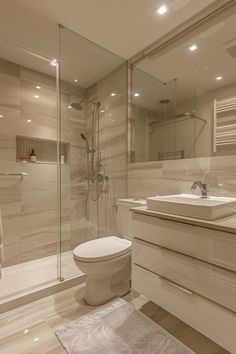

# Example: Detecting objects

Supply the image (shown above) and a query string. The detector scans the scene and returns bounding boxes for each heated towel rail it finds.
[214,97,236,152]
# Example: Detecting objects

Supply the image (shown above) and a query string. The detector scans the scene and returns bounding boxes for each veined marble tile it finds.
[20,67,56,90]
[0,58,20,78]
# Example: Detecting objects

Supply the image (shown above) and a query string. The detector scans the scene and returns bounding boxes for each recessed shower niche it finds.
[16,135,69,164]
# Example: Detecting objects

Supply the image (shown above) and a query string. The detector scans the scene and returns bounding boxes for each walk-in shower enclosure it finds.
[0,25,127,306]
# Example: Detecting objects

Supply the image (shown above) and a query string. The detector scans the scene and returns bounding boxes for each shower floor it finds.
[0,251,82,302]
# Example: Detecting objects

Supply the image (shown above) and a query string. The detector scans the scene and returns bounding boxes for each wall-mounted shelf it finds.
[214,97,236,152]
[16,135,69,164]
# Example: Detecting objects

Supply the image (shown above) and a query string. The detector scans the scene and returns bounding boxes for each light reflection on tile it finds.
[0,286,229,354]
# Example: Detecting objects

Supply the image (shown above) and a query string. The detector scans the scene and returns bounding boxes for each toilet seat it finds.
[73,236,131,262]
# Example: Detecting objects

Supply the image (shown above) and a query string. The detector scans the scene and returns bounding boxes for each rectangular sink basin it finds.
[146,194,236,220]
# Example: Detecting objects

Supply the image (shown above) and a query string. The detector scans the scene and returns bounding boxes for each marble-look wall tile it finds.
[0,55,127,274]
[128,155,236,199]
[86,64,127,237]
[0,57,87,270]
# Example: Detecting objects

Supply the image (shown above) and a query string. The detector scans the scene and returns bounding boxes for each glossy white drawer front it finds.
[131,212,236,272]
[132,264,236,354]
[133,238,236,312]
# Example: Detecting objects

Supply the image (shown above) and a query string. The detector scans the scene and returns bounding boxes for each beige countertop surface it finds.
[131,206,236,234]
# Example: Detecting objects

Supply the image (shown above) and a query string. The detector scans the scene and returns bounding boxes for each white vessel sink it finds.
[146,194,236,220]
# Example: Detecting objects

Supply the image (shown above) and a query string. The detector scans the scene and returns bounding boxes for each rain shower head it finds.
[70,101,84,110]
[159,99,170,104]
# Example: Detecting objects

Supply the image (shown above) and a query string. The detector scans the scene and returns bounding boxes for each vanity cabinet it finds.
[131,210,236,353]
[131,212,236,272]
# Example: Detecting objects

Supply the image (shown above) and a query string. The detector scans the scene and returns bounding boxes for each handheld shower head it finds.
[80,133,90,152]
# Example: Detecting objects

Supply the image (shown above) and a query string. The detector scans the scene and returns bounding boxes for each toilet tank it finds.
[116,198,146,240]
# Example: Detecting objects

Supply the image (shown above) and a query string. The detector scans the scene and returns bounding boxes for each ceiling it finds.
[0,0,218,60]
[133,6,236,111]
[0,0,223,89]
[0,27,125,89]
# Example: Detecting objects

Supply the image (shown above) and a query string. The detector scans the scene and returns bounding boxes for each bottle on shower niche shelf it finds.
[29,148,37,163]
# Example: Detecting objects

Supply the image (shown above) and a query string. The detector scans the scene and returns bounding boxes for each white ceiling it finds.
[0,0,222,89]
[0,0,218,60]
[0,28,125,89]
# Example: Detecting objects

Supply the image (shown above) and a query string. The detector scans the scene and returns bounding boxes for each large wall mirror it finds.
[130,3,236,163]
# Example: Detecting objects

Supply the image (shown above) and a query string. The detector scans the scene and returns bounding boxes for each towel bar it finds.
[0,172,28,176]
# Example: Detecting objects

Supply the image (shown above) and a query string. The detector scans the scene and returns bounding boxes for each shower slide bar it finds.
[0,172,28,176]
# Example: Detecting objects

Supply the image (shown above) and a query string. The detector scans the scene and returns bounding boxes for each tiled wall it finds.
[127,155,236,199]
[0,58,88,267]
[86,63,128,237]
[0,58,128,268]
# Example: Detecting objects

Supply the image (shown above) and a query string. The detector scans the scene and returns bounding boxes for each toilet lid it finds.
[73,236,131,262]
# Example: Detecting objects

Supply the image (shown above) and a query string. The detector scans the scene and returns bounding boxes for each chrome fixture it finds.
[70,100,84,110]
[191,181,208,199]
[80,101,110,236]
[0,172,28,176]
[80,101,109,203]
[80,133,91,153]
[159,99,170,104]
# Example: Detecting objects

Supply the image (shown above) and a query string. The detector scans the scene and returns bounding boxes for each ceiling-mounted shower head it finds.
[70,100,84,110]
[159,99,170,104]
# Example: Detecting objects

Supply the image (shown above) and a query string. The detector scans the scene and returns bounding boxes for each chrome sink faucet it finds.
[191,181,208,199]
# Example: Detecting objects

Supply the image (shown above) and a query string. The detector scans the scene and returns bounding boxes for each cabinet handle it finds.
[134,263,195,295]
[134,237,196,261]
[159,275,195,295]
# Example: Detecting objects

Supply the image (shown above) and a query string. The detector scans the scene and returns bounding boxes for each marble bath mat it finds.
[55,298,195,354]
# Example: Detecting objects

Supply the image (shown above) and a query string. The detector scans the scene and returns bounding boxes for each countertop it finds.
[131,206,236,234]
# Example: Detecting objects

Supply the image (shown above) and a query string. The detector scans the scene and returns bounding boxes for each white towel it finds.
[0,209,4,267]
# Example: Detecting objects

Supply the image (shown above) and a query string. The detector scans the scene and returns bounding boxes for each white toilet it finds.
[73,198,146,305]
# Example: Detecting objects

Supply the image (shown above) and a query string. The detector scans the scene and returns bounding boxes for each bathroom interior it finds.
[0,0,235,353]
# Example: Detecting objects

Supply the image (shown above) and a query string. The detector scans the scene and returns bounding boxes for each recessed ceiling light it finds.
[216,76,223,80]
[134,92,140,97]
[34,95,39,98]
[101,110,105,113]
[27,119,32,123]
[157,4,168,15]
[50,59,57,66]
[110,93,116,96]
[188,44,198,52]
[36,86,41,89]
[68,105,72,109]
[74,79,78,83]
[0,115,3,118]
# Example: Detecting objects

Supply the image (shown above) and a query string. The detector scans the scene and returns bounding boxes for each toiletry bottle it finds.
[29,148,36,162]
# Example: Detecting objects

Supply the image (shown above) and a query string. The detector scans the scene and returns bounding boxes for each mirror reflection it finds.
[131,7,236,162]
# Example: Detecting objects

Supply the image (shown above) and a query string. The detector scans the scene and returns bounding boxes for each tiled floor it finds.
[0,284,230,354]
[0,251,81,301]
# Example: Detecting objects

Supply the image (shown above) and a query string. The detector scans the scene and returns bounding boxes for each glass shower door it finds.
[0,39,60,302]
